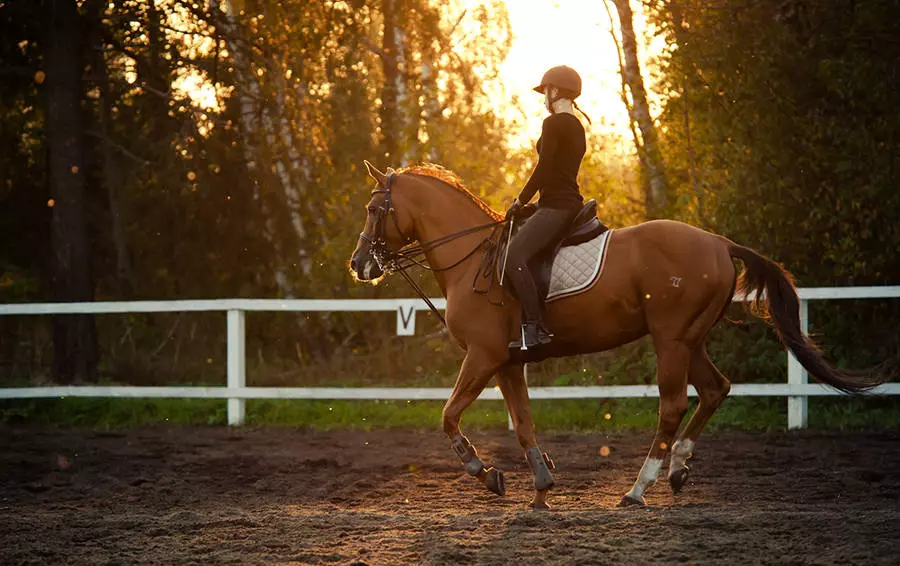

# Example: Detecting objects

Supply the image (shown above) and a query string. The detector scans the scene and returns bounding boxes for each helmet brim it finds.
[533,84,546,94]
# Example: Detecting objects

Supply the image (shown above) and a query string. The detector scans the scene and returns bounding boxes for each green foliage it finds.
[648,0,900,286]
[643,0,900,375]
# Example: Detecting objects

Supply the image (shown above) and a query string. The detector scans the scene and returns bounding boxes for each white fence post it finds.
[227,309,246,426]
[787,299,809,429]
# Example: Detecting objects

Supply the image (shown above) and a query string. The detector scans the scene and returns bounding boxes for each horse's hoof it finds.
[669,466,690,494]
[485,467,506,496]
[617,494,645,507]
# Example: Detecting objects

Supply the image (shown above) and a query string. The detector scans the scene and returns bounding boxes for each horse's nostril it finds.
[350,257,359,272]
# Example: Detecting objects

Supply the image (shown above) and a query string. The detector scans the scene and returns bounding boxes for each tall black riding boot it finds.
[507,266,553,351]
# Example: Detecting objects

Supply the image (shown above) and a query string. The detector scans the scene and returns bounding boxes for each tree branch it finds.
[85,130,150,166]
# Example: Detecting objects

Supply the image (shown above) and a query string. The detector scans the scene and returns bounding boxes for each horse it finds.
[348,161,885,509]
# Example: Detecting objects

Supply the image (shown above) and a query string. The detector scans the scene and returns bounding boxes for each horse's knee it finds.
[700,379,731,409]
[660,397,689,433]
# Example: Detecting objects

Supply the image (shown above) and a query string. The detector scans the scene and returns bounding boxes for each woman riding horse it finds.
[349,69,886,509]
[505,65,589,353]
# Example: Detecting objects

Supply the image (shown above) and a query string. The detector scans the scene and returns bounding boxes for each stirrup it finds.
[508,322,553,351]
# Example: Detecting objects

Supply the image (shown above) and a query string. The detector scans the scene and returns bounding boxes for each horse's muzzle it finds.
[350,250,383,281]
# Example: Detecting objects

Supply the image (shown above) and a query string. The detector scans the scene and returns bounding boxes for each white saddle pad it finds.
[546,229,613,302]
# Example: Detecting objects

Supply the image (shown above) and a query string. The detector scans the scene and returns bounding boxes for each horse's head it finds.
[349,161,417,282]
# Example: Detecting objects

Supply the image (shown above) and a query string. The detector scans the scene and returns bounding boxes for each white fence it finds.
[2,287,899,430]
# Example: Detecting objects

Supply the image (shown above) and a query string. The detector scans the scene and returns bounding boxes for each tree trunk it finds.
[613,0,669,217]
[381,0,410,165]
[420,56,441,163]
[42,0,97,383]
[87,0,133,295]
[218,0,312,293]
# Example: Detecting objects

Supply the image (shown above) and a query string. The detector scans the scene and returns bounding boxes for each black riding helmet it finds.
[533,65,590,122]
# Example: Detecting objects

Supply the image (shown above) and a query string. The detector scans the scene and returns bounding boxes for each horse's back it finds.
[612,219,730,272]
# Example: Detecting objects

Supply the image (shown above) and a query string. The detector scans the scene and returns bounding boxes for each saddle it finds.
[501,199,609,301]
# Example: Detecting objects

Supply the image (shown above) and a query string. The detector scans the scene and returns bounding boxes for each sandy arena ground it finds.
[1,425,899,564]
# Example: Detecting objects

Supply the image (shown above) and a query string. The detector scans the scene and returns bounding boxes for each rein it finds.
[360,172,507,326]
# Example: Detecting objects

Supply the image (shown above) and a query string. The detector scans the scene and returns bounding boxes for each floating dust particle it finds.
[644,293,651,300]
[70,166,79,174]
[206,358,213,364]
[604,413,612,420]
[34,70,45,84]
[47,199,55,208]
[404,498,409,503]
[187,171,197,181]
[599,446,611,457]
[659,442,668,450]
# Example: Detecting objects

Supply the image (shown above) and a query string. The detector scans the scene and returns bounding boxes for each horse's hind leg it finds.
[442,346,507,496]
[496,363,555,509]
[667,346,731,494]
[620,339,691,506]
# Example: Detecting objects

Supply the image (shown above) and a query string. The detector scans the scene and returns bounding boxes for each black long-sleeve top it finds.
[517,113,586,211]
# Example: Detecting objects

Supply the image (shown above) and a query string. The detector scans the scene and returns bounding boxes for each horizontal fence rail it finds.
[2,286,899,429]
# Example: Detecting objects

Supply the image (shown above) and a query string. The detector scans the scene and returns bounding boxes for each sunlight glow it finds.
[494,0,663,147]
[172,71,222,111]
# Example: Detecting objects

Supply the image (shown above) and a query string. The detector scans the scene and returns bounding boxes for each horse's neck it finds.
[408,179,497,291]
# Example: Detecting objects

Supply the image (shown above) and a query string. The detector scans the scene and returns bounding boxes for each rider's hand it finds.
[505,199,523,221]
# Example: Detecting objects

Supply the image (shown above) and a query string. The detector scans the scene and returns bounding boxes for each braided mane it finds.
[398,163,502,221]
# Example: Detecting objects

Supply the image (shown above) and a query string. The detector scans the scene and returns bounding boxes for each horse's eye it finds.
[367,205,377,214]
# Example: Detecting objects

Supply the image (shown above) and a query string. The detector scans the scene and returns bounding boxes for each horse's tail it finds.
[726,240,884,394]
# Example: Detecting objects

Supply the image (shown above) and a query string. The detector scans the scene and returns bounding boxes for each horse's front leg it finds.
[442,347,506,496]
[496,363,555,509]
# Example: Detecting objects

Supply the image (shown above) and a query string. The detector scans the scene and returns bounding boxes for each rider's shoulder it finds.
[544,113,583,129]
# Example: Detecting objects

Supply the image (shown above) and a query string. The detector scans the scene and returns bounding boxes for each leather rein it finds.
[359,172,508,326]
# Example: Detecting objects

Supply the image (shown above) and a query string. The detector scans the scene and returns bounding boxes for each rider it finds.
[505,65,588,352]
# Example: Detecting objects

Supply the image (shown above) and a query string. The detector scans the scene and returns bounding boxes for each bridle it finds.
[358,171,415,271]
[358,171,507,326]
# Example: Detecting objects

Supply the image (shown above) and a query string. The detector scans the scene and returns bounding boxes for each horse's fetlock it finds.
[451,434,485,476]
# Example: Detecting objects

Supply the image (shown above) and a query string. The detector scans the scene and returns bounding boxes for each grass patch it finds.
[2,395,899,432]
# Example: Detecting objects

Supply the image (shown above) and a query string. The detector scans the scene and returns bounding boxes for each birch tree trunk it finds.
[218,0,311,295]
[420,56,441,163]
[381,0,411,165]
[612,0,669,217]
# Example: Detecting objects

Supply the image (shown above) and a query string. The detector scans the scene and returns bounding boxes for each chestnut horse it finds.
[349,162,883,508]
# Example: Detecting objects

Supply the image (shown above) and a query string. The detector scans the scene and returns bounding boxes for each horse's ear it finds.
[363,160,387,188]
